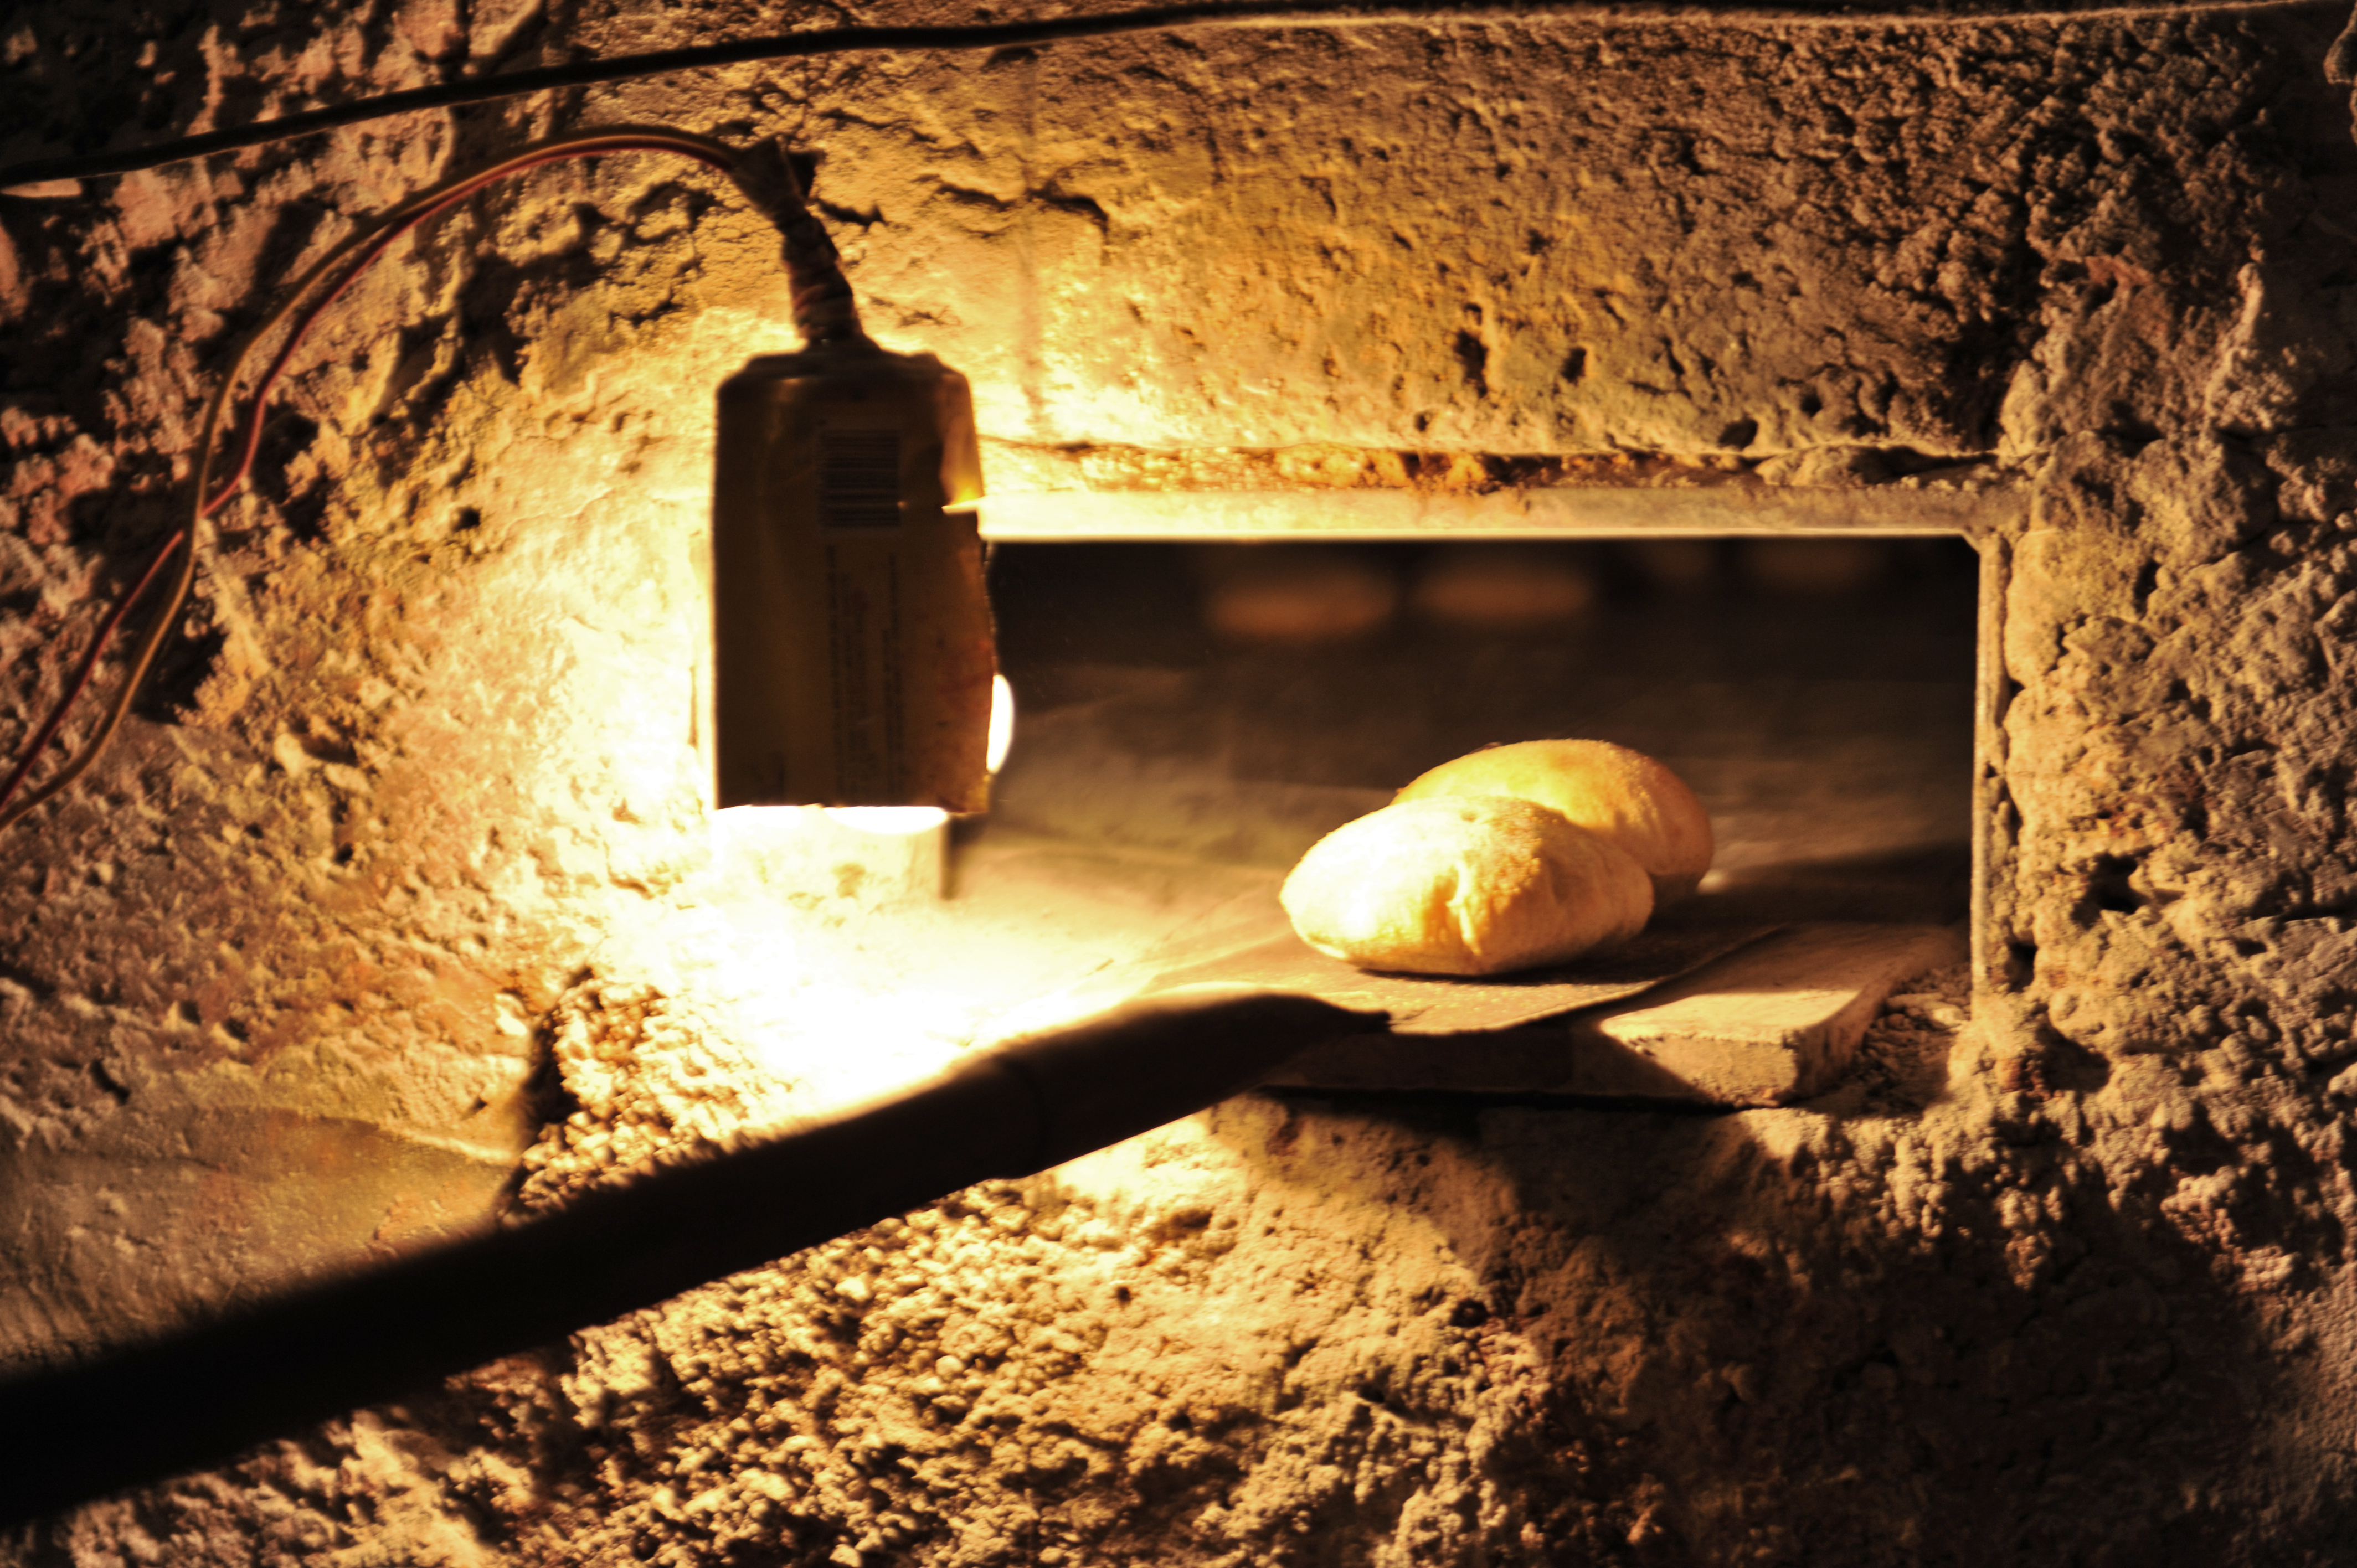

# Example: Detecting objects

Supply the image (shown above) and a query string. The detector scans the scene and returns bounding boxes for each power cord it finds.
[0,2,1569,190]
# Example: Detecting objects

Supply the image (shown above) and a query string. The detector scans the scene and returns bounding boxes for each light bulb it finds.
[987,673,1016,775]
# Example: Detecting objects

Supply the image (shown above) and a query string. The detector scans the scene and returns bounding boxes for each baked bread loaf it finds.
[1394,739,1713,901]
[1280,795,1653,976]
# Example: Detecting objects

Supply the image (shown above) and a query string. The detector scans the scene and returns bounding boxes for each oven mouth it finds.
[982,533,1980,930]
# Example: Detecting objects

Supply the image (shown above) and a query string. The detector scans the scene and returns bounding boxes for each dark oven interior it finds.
[984,533,1981,927]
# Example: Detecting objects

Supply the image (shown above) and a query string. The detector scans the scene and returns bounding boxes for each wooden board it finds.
[1269,921,1967,1106]
[1127,886,1778,1035]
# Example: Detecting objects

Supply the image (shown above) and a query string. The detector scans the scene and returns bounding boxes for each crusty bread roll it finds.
[1280,796,1654,976]
[1394,739,1714,902]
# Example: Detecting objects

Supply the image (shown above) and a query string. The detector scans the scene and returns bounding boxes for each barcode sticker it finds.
[820,427,902,530]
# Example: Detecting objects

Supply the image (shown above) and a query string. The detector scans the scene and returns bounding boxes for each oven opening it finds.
[969,531,1979,1106]
[985,534,1978,927]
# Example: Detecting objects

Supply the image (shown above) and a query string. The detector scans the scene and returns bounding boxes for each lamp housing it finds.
[711,338,995,812]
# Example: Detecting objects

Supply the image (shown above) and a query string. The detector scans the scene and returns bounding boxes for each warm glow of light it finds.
[709,803,810,848]
[711,675,1011,839]
[825,806,951,833]
[988,673,1016,774]
[670,672,1074,1118]
[710,803,945,901]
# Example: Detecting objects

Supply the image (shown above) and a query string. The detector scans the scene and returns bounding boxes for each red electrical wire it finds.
[207,133,737,517]
[0,528,189,818]
[0,128,743,833]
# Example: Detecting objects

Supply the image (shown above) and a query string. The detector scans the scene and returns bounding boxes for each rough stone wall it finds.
[4,1,2357,1563]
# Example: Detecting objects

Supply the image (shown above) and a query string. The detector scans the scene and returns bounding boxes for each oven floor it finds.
[940,831,1962,1109]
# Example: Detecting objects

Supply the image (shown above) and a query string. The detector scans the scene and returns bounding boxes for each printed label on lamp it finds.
[818,426,903,531]
[824,535,904,796]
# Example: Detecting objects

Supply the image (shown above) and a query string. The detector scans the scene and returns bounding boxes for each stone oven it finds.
[3,0,2357,1561]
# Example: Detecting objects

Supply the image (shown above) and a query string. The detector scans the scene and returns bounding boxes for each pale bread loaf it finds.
[1394,739,1714,901]
[1280,795,1653,977]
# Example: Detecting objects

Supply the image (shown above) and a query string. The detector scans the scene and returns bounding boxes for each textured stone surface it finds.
[3,0,2357,1562]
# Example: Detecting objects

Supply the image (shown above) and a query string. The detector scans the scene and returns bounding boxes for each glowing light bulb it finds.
[987,673,1015,775]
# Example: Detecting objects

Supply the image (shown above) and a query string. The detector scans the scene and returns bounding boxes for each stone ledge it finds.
[979,481,2024,540]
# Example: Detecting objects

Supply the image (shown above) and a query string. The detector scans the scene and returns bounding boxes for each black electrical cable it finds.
[0,0,1581,190]
[0,0,2289,192]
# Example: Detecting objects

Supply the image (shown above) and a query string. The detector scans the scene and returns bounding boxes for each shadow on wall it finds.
[0,1001,2335,1568]
[1205,1061,2309,1565]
